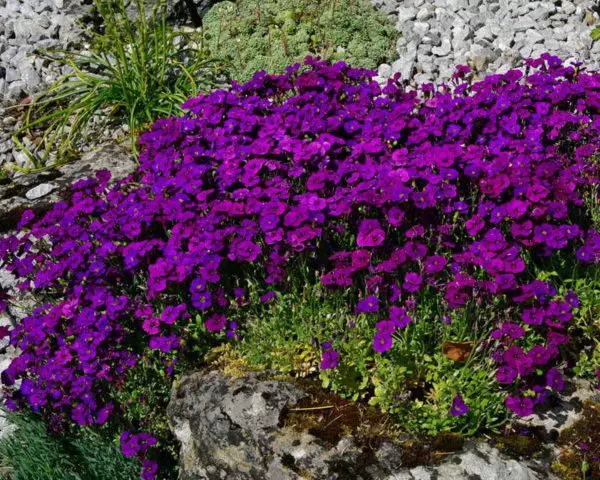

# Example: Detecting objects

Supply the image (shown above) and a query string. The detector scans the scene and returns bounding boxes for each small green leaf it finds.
[591,26,600,41]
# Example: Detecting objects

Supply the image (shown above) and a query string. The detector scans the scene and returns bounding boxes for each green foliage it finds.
[13,0,219,169]
[201,0,398,82]
[104,328,216,479]
[591,26,600,41]
[396,354,507,436]
[0,411,139,480]
[235,283,509,436]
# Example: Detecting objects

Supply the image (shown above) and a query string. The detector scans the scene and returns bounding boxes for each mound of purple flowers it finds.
[1,55,600,475]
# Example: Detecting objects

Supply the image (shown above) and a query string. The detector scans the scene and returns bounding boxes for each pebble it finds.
[25,182,56,200]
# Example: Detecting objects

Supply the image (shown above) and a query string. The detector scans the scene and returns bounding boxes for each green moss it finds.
[201,0,398,82]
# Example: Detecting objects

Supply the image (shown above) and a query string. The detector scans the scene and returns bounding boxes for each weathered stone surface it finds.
[168,370,552,480]
[389,442,554,480]
[0,143,136,233]
[522,379,600,438]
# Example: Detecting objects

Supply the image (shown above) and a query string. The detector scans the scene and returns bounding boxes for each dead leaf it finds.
[442,341,473,363]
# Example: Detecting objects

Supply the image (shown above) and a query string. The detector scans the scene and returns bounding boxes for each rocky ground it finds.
[376,0,600,84]
[0,0,96,168]
[167,369,600,480]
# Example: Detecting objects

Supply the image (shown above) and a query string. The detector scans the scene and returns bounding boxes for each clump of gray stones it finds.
[376,0,600,84]
[0,0,94,168]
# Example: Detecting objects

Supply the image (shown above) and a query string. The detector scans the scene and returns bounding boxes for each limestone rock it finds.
[168,370,554,480]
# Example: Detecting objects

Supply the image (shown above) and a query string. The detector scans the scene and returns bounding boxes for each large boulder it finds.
[167,370,552,480]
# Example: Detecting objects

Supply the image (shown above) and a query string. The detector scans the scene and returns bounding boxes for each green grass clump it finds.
[0,411,139,480]
[201,0,398,83]
[13,0,219,170]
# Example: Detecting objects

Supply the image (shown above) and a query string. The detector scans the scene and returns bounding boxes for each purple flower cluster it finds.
[0,55,599,471]
[120,431,158,480]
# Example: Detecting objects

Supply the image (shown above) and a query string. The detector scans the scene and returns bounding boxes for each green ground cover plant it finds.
[201,0,398,82]
[0,411,139,480]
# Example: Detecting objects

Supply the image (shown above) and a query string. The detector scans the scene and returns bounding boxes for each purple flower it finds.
[355,295,380,314]
[403,273,423,293]
[191,291,212,310]
[141,460,158,480]
[357,220,385,247]
[149,334,180,353]
[423,255,447,275]
[260,291,277,303]
[496,366,518,384]
[373,332,393,353]
[546,368,564,391]
[505,395,535,416]
[389,306,412,328]
[2,56,599,446]
[450,396,469,416]
[320,350,339,370]
[205,313,227,332]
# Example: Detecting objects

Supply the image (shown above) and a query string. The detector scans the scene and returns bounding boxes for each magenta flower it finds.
[403,272,423,293]
[1,56,600,466]
[373,332,393,353]
[357,219,385,247]
[545,368,564,392]
[496,366,518,385]
[141,460,158,480]
[505,395,535,416]
[205,313,227,332]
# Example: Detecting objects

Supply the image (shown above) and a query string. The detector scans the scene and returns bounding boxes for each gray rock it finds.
[468,44,496,71]
[5,82,24,102]
[432,38,452,56]
[513,18,537,33]
[20,65,41,90]
[4,68,19,83]
[370,0,398,15]
[421,31,441,46]
[168,371,555,480]
[416,5,435,21]
[397,6,417,23]
[378,63,393,78]
[525,29,545,45]
[561,1,576,15]
[529,4,555,21]
[412,21,430,37]
[392,58,415,80]
[388,442,553,479]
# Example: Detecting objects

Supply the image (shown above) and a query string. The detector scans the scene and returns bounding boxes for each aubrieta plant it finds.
[1,55,600,478]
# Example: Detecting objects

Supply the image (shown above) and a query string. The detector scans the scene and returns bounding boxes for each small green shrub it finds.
[201,0,398,82]
[13,0,219,169]
[0,411,139,480]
